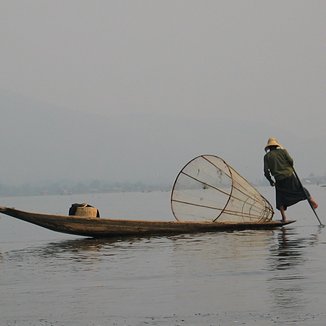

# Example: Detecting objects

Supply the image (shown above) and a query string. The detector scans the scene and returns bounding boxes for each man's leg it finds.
[280,206,287,222]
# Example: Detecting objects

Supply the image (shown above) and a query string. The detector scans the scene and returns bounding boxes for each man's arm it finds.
[264,156,275,186]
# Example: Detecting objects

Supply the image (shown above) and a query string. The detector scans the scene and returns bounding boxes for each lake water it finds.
[1,186,326,325]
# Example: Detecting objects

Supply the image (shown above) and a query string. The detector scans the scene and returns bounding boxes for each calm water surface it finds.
[0,187,326,325]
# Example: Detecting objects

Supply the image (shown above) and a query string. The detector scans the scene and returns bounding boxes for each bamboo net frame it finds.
[171,155,274,223]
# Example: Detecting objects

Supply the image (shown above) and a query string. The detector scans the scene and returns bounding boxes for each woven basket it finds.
[75,206,98,217]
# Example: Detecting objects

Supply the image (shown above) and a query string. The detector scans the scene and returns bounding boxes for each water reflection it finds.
[269,227,320,272]
[38,237,123,256]
[16,235,137,251]
[267,226,322,319]
[0,236,146,273]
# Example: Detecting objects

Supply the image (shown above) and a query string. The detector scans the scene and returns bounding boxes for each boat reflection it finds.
[34,236,154,255]
[0,235,157,271]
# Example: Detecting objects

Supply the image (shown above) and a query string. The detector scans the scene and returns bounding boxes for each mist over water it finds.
[1,3,325,324]
[1,187,326,325]
[1,1,325,187]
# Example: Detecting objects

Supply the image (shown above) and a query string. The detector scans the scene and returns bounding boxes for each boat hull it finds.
[0,206,295,238]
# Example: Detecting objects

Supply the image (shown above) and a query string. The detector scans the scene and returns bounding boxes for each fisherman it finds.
[263,137,318,222]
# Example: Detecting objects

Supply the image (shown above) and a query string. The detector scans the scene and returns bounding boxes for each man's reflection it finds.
[267,227,320,319]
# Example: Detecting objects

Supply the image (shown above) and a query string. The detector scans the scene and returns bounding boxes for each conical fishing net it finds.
[171,155,274,223]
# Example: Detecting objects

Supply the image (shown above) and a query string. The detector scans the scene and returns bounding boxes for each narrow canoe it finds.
[0,206,295,238]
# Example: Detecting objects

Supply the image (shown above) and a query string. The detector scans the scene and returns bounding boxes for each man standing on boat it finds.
[263,137,318,222]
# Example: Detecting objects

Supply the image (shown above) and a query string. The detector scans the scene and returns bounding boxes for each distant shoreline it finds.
[0,181,171,197]
[1,177,325,197]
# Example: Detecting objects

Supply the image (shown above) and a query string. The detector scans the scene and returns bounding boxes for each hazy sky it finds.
[0,1,325,185]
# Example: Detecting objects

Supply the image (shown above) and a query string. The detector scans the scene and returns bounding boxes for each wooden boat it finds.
[0,155,297,238]
[0,206,295,238]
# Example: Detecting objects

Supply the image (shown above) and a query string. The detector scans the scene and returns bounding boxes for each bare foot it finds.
[310,198,318,209]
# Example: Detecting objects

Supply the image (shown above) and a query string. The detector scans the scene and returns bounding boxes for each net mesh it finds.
[171,155,274,223]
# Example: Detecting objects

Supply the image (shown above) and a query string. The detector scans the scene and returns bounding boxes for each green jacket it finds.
[264,148,294,182]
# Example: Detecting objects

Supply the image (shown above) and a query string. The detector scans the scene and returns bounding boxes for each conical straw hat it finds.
[265,137,282,151]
